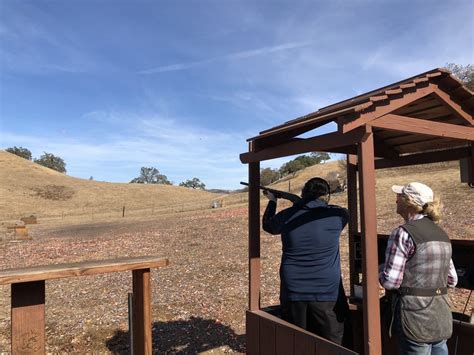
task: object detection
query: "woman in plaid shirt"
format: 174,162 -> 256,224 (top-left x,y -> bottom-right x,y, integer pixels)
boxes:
379,182 -> 457,355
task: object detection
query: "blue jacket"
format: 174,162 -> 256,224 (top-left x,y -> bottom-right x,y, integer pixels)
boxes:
263,199 -> 348,302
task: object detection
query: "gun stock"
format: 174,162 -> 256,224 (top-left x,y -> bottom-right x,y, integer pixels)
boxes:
240,182 -> 301,204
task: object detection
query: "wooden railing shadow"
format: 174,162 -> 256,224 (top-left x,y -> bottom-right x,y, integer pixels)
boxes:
106,316 -> 245,354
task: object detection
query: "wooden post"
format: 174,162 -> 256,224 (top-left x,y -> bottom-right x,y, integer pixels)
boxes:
347,154 -> 358,297
132,268 -> 152,355
11,281 -> 45,354
249,161 -> 261,311
357,127 -> 382,355
123,206 -> 126,218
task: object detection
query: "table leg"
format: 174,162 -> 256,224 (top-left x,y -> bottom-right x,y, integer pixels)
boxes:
11,280 -> 45,354
132,268 -> 151,354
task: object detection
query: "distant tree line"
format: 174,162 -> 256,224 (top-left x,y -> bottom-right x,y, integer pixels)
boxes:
129,167 -> 206,190
260,152 -> 331,186
5,146 -> 66,173
179,177 -> 206,189
130,167 -> 172,184
445,63 -> 473,91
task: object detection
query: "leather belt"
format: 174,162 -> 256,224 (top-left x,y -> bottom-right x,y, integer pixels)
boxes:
398,286 -> 447,296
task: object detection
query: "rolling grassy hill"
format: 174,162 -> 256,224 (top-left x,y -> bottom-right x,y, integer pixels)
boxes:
0,150 -> 221,221
1,149 -> 472,239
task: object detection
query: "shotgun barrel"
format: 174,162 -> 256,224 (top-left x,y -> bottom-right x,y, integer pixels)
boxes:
240,182 -> 301,204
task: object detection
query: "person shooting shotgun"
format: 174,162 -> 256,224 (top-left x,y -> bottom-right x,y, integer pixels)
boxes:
260,177 -> 350,345
239,182 -> 301,204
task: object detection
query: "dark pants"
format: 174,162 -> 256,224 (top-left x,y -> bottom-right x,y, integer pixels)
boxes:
281,296 -> 349,345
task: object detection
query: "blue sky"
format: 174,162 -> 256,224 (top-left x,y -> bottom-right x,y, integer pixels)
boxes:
0,0 -> 472,189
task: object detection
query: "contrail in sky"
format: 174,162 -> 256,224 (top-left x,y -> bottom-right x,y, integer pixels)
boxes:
138,41 -> 313,74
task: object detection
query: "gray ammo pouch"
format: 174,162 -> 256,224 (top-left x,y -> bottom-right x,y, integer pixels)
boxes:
398,293 -> 453,343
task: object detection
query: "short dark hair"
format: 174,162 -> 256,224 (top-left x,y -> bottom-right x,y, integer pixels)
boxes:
301,177 -> 330,200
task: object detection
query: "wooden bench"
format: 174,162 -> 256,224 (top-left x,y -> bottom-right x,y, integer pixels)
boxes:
0,256 -> 169,354
6,225 -> 29,238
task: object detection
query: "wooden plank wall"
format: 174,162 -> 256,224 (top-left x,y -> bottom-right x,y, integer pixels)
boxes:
248,308 -> 474,355
246,310 -> 357,355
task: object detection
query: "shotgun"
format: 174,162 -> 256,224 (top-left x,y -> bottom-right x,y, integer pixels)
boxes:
240,182 -> 301,204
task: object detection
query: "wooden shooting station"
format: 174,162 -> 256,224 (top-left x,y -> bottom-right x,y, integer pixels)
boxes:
240,68 -> 474,355
0,255 -> 169,355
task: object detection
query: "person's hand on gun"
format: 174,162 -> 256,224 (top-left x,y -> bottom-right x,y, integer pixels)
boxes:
263,190 -> 277,202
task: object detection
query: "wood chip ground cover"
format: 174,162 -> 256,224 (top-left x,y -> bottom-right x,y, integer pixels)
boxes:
0,203 -> 472,354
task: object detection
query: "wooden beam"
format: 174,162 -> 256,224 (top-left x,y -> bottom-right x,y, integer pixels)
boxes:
357,128 -> 382,355
373,135 -> 400,159
255,105 -> 357,140
371,114 -> 474,141
11,281 -> 45,354
252,120 -> 335,152
432,87 -> 474,125
248,162 -> 261,311
240,127 -> 367,163
0,256 -> 169,285
397,139 -> 465,154
341,84 -> 436,133
375,147 -> 470,169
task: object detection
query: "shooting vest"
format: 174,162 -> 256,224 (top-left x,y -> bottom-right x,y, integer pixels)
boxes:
397,217 -> 453,343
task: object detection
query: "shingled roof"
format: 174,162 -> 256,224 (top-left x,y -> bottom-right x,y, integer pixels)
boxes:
246,68 -> 473,159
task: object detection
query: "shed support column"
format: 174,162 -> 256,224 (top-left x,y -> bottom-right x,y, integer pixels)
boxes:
347,154 -> 358,297
248,161 -> 261,310
357,129 -> 382,355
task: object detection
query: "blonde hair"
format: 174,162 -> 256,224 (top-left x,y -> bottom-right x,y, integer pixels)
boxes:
401,195 -> 442,222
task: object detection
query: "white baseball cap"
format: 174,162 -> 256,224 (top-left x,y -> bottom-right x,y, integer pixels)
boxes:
392,182 -> 434,207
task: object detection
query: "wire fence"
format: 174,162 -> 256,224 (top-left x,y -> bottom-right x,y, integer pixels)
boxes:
1,195 -> 250,224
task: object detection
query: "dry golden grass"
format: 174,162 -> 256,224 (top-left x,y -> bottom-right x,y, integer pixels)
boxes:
2,149 -> 471,239
0,150 -> 223,223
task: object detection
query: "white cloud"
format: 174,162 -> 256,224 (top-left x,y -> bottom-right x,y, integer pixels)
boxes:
1,111 -> 252,189
138,41 -> 313,74
1,4 -> 102,74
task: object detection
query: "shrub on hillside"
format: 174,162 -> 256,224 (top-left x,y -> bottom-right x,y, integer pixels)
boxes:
5,146 -> 32,160
34,152 -> 67,173
279,160 -> 305,178
260,167 -> 280,186
31,185 -> 75,200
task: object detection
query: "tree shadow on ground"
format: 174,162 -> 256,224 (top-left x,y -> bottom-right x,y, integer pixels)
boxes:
105,316 -> 245,354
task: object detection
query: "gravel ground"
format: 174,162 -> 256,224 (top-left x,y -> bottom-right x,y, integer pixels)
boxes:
0,204 -> 472,354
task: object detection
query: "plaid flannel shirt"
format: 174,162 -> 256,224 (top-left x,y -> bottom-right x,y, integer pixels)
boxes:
379,214 -> 458,290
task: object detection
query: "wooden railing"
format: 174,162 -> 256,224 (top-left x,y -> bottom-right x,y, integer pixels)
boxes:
247,310 -> 357,355
0,256 -> 169,355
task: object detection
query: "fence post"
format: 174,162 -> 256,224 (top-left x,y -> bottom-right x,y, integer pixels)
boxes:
123,206 -> 125,218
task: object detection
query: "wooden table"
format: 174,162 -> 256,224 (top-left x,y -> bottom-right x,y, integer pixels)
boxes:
0,256 -> 169,354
